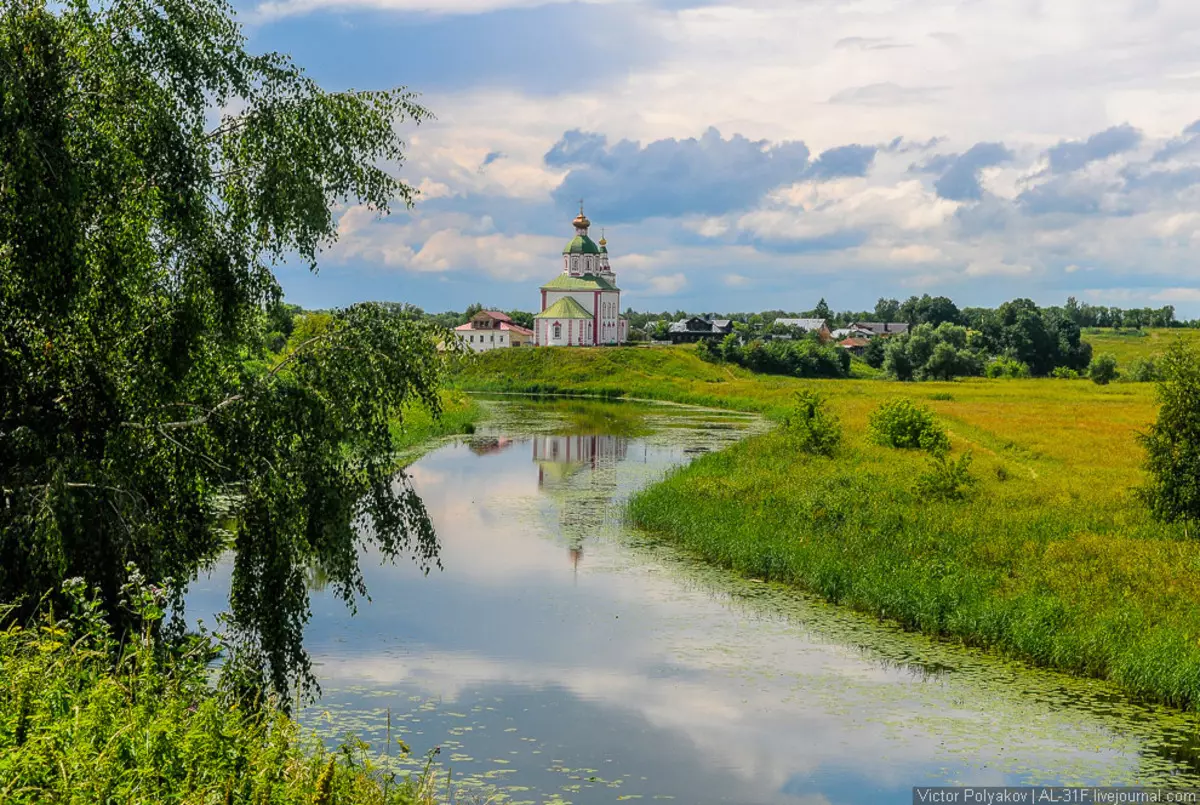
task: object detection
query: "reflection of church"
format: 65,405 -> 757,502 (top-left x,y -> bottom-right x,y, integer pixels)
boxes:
531,434 -> 630,572
532,434 -> 628,473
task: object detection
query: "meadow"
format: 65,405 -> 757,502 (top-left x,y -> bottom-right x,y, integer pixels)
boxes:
1082,327 -> 1200,368
456,345 -> 1200,710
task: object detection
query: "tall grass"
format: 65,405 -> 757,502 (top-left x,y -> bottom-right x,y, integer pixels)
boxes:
628,395 -> 1200,710
0,575 -> 464,804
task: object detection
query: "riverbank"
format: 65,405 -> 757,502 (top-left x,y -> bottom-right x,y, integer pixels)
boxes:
0,587 -> 448,804
456,346 -> 1200,711
392,390 -> 484,456
0,391 -> 482,805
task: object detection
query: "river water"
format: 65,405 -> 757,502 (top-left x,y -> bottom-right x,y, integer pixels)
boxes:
187,397 -> 1200,803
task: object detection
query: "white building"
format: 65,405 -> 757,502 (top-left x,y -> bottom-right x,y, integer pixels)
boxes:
455,310 -> 534,352
534,206 -> 627,346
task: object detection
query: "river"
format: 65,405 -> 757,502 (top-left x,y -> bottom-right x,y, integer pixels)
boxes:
187,397 -> 1200,803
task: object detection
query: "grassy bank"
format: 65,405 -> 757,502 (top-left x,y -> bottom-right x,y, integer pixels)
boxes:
452,344 -> 848,416
392,390 -> 483,453
1083,327 -> 1200,369
0,392 -> 483,805
0,583 -> 447,804
460,346 -> 1200,710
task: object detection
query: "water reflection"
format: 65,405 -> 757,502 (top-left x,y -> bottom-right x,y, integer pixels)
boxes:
187,398 -> 1200,804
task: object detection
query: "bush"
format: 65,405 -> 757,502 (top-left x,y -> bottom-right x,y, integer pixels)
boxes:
862,337 -> 887,369
1051,366 -> 1080,379
721,336 -> 850,379
782,389 -> 841,457
867,399 -> 951,455
986,357 -> 1030,378
915,451 -> 977,501
1127,358 -> 1160,383
1090,353 -> 1119,385
1138,342 -> 1200,537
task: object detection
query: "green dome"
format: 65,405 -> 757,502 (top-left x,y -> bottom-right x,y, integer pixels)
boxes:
563,235 -> 600,256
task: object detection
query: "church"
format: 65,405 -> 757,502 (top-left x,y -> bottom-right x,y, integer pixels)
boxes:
534,206 -> 627,346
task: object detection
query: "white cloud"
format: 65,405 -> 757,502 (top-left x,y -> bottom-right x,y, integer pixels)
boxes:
251,0 -> 617,23
642,272 -> 688,296
262,0 -> 1200,314
1152,287 -> 1200,303
329,205 -> 560,282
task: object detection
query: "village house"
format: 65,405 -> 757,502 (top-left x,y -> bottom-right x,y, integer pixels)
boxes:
454,310 -> 534,352
667,317 -> 734,344
849,321 -> 910,336
840,336 -> 870,356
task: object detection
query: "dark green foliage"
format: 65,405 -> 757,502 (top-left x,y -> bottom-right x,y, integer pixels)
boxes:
699,334 -> 850,379
967,299 -> 1093,376
1090,353 -> 1120,385
898,294 -> 963,327
884,323 -> 982,381
0,0 -> 447,698
915,451 -> 977,501
1127,358 -> 1160,383
867,399 -> 950,455
782,390 -> 841,457
861,336 -> 887,369
986,356 -> 1030,378
1138,343 -> 1200,536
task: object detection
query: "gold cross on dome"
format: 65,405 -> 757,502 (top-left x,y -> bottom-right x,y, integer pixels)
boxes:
579,199 -> 585,215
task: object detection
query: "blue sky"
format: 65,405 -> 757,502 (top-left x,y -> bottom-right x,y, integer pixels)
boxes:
234,0 -> 1200,316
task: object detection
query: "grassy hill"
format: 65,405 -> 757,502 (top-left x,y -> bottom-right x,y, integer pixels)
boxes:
451,344 -> 878,416
1082,327 -> 1200,367
456,345 -> 1200,711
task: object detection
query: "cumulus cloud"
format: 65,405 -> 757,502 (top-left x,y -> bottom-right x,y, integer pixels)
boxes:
931,143 -> 1014,201
1045,125 -> 1143,174
806,144 -> 878,180
545,127 -> 812,223
641,273 -> 689,296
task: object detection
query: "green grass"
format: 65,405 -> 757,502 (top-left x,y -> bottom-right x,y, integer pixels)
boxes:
453,344 -> 824,417
391,390 -> 483,454
0,582 -> 453,805
458,345 -> 1200,711
1083,328 -> 1200,369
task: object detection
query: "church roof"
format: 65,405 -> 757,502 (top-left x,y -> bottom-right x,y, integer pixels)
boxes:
540,273 -> 618,291
563,234 -> 601,255
535,297 -> 594,319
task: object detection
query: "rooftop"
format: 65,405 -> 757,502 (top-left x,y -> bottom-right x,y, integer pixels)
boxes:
541,273 -> 618,291
535,296 -> 593,320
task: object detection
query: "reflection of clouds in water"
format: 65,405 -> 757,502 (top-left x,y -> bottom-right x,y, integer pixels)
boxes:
187,402 -> 1190,800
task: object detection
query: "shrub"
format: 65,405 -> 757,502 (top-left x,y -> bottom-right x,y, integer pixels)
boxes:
1127,358 -> 1160,383
1090,353 -> 1119,385
867,399 -> 951,455
1051,366 -> 1080,379
915,451 -> 977,501
1138,342 -> 1200,537
782,389 -> 842,457
986,356 -> 1031,378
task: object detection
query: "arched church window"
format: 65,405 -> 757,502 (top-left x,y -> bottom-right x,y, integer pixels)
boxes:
553,322 -> 562,340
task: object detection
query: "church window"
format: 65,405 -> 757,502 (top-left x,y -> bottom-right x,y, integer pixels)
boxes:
553,322 -> 562,340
